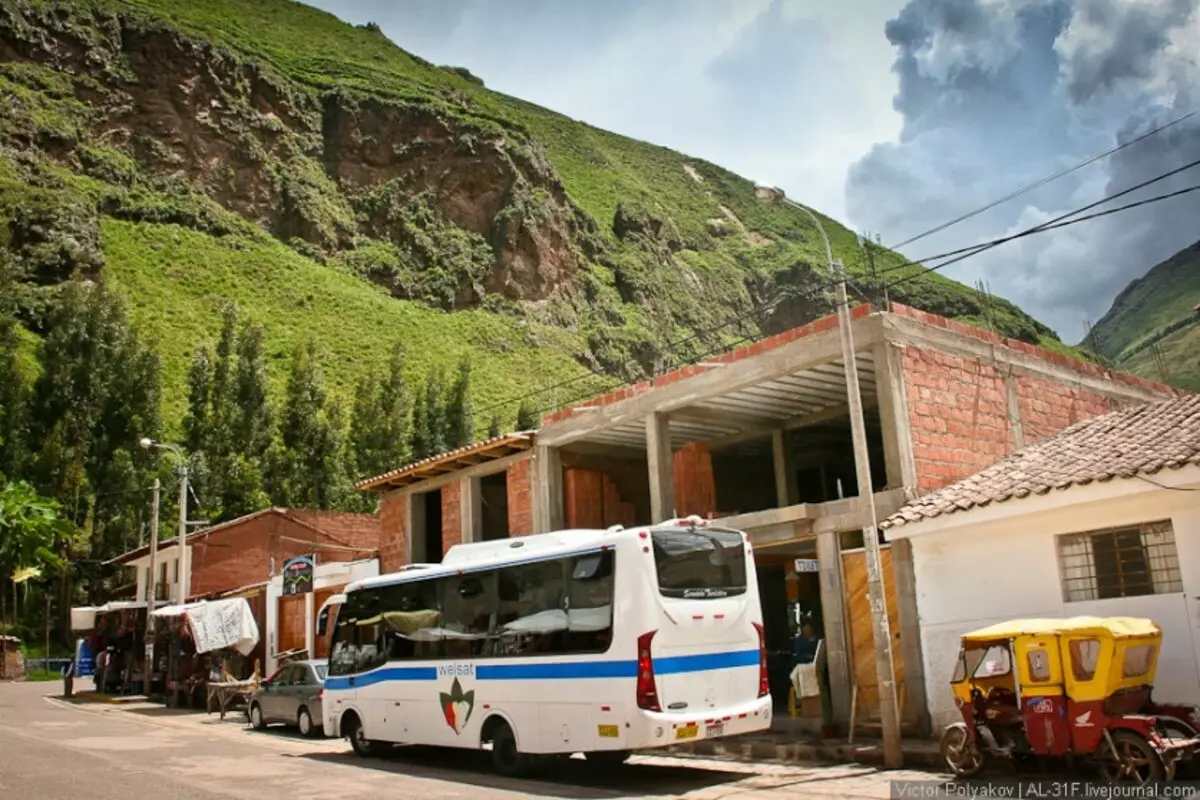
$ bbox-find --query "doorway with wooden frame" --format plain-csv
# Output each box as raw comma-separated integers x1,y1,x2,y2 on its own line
840,529,913,741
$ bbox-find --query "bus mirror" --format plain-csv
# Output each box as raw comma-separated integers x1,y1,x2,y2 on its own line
317,606,330,636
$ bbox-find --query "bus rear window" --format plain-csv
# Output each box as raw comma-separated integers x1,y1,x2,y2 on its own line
651,528,747,599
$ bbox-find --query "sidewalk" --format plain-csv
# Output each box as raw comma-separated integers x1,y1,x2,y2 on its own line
662,731,942,770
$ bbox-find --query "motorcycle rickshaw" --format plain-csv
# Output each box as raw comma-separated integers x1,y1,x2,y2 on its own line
940,616,1200,783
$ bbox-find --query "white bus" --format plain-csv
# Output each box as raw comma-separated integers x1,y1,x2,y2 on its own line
321,517,771,775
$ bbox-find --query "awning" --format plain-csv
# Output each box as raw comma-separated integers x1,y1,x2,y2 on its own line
70,607,100,632
150,602,206,618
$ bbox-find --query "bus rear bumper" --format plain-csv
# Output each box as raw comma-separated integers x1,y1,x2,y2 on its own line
624,696,773,751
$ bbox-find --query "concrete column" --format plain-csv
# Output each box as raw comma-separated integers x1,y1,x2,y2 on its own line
646,412,675,523
816,530,852,725
771,429,798,507
533,445,564,532
890,537,930,735
1005,374,1025,452
873,342,917,491
462,477,483,543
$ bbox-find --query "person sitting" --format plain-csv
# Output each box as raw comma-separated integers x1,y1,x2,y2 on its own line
793,622,820,665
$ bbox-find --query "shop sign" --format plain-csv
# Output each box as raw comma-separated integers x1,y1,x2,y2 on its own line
793,558,820,573
282,554,316,596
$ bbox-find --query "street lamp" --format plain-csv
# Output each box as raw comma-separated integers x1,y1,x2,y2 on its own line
140,438,189,606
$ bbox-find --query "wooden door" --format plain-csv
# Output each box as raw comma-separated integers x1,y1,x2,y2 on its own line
841,547,907,720
277,594,306,656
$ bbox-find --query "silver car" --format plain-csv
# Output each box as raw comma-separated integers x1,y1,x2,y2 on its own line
247,660,327,737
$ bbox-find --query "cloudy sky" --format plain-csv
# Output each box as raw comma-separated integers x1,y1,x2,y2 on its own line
312,0,1200,343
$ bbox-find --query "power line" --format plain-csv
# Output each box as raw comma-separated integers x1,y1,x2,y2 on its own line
883,161,1200,292
478,147,1200,422
889,100,1200,250
539,176,1200,416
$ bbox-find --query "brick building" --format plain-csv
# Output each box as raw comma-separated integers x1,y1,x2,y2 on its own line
109,507,380,672
357,301,1180,735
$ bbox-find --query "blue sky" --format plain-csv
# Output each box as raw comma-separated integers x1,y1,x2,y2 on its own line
312,0,1200,343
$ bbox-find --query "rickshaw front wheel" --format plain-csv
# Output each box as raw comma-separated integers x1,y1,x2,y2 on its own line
1096,731,1165,784
940,723,987,777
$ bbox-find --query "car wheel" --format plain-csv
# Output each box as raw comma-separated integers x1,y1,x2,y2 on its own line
298,707,315,738
249,702,266,731
491,722,534,778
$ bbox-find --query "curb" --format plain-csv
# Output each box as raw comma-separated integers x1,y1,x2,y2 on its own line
662,739,942,769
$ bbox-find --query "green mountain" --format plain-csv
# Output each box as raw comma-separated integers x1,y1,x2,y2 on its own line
1086,240,1200,392
0,0,1074,434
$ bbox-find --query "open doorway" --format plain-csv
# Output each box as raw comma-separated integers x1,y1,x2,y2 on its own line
480,472,509,541
411,488,444,563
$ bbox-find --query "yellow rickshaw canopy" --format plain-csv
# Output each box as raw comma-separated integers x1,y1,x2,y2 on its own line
961,616,1161,644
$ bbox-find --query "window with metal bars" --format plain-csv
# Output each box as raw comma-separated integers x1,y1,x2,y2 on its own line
1057,520,1182,602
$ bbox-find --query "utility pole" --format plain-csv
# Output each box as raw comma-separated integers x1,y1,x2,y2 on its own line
780,195,902,768
144,478,160,682
177,462,189,605
834,269,903,768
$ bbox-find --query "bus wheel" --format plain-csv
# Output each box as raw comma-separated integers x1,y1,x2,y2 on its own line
584,750,631,767
346,714,383,758
491,722,533,778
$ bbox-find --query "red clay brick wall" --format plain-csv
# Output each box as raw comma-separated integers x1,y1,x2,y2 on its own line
902,346,1128,494
1015,373,1119,443
286,509,380,554
378,491,409,573
189,514,374,597
441,480,462,555
902,347,1013,493
506,458,533,536
672,441,716,518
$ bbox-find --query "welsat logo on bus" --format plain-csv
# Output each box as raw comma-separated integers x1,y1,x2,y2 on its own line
440,677,475,735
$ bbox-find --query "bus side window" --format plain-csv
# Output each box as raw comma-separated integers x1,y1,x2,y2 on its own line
566,550,615,654
328,596,363,677
381,580,443,662
441,573,496,658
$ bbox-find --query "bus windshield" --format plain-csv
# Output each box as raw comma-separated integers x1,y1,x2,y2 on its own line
651,528,747,600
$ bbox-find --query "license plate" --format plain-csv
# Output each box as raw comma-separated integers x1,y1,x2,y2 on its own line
675,724,698,741
597,724,619,738
706,722,725,738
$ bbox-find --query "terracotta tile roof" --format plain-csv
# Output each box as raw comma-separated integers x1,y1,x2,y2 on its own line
883,393,1200,530
356,432,536,491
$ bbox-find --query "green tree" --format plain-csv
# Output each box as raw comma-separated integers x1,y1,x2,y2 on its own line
444,357,474,449
181,347,213,455
424,367,447,457
516,399,539,431
267,342,353,509
410,379,432,461
231,320,272,460
0,249,28,478
0,480,72,624
488,415,502,438
350,342,413,479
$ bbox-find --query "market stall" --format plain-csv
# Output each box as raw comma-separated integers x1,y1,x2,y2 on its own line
150,598,261,719
72,601,149,696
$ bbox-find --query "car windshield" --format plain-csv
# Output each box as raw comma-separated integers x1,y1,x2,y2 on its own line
315,664,327,681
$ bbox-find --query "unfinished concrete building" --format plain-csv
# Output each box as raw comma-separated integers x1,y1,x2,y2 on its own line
361,301,1178,734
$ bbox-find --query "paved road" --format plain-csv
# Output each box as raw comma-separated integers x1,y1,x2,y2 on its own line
0,681,942,799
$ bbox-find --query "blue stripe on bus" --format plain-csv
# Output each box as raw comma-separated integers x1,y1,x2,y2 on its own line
325,666,437,691
655,649,760,675
324,649,760,688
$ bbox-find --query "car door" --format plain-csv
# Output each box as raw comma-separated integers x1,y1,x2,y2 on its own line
293,664,319,717
264,665,297,723
278,665,304,725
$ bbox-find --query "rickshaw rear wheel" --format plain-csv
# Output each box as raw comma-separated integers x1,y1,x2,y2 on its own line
1096,731,1164,784
940,723,987,777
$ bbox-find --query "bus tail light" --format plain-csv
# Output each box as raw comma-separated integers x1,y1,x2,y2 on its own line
636,630,661,712
752,622,769,699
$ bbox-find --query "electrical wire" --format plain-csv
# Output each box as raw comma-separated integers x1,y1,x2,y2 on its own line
888,100,1200,250
475,154,1200,421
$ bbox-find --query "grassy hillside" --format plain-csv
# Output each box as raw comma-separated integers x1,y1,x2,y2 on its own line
1087,240,1200,391
0,0,1076,435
